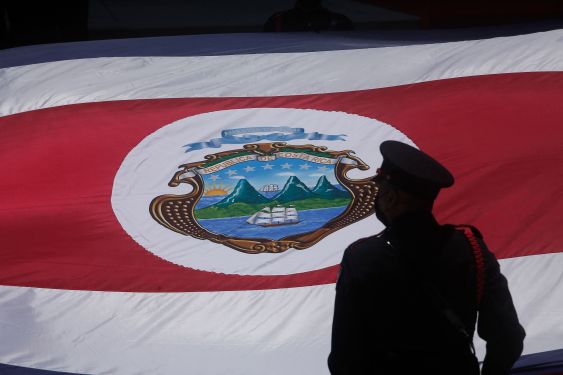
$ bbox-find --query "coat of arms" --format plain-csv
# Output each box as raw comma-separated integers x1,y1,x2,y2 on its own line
150,142,377,254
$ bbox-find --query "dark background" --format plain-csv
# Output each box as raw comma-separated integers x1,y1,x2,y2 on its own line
1,0,562,50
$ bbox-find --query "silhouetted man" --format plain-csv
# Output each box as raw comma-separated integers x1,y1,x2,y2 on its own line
329,140,525,374
263,0,353,32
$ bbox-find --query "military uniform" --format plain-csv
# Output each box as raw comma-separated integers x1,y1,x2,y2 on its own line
328,141,525,374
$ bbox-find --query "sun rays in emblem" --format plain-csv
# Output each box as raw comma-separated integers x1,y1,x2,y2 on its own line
204,182,232,196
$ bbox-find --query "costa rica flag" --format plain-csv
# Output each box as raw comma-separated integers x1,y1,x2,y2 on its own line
1,29,562,374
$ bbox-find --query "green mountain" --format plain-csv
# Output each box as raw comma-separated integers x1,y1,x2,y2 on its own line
214,179,269,207
273,175,316,203
311,175,350,199
194,175,352,219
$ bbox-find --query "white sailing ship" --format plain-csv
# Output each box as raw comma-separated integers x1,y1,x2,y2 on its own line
246,205,300,227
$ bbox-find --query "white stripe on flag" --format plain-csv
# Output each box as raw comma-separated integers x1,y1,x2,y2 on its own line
1,30,563,116
475,251,563,358
0,284,334,375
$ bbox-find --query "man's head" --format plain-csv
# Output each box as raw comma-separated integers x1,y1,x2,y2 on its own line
373,141,454,226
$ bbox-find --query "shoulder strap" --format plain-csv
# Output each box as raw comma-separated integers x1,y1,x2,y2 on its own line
456,226,486,308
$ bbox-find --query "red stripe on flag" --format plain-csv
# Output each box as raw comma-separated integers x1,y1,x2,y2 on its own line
1,72,561,292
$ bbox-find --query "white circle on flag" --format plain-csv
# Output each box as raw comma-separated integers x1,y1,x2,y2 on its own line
111,108,415,275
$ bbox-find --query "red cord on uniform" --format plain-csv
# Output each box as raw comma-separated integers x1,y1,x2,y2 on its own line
457,226,486,308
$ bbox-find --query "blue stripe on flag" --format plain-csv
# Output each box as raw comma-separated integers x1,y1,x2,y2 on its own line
1,348,562,375
511,348,563,374
0,364,84,375
1,19,562,69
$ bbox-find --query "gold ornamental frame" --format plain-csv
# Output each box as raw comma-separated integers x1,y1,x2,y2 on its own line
150,142,377,254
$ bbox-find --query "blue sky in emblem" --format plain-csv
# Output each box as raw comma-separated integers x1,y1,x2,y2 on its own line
202,158,340,193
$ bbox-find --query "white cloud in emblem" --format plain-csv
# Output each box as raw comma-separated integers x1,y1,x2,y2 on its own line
317,166,329,171
230,175,245,179
309,173,326,177
277,172,296,177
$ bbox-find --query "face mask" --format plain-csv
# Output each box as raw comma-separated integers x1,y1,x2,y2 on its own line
374,189,391,227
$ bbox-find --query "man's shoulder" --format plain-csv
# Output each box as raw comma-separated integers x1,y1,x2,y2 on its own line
343,233,390,263
441,224,484,249
340,232,398,284
346,233,385,249
438,224,499,271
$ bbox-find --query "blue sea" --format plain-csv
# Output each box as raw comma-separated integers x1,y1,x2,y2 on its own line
196,206,348,240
